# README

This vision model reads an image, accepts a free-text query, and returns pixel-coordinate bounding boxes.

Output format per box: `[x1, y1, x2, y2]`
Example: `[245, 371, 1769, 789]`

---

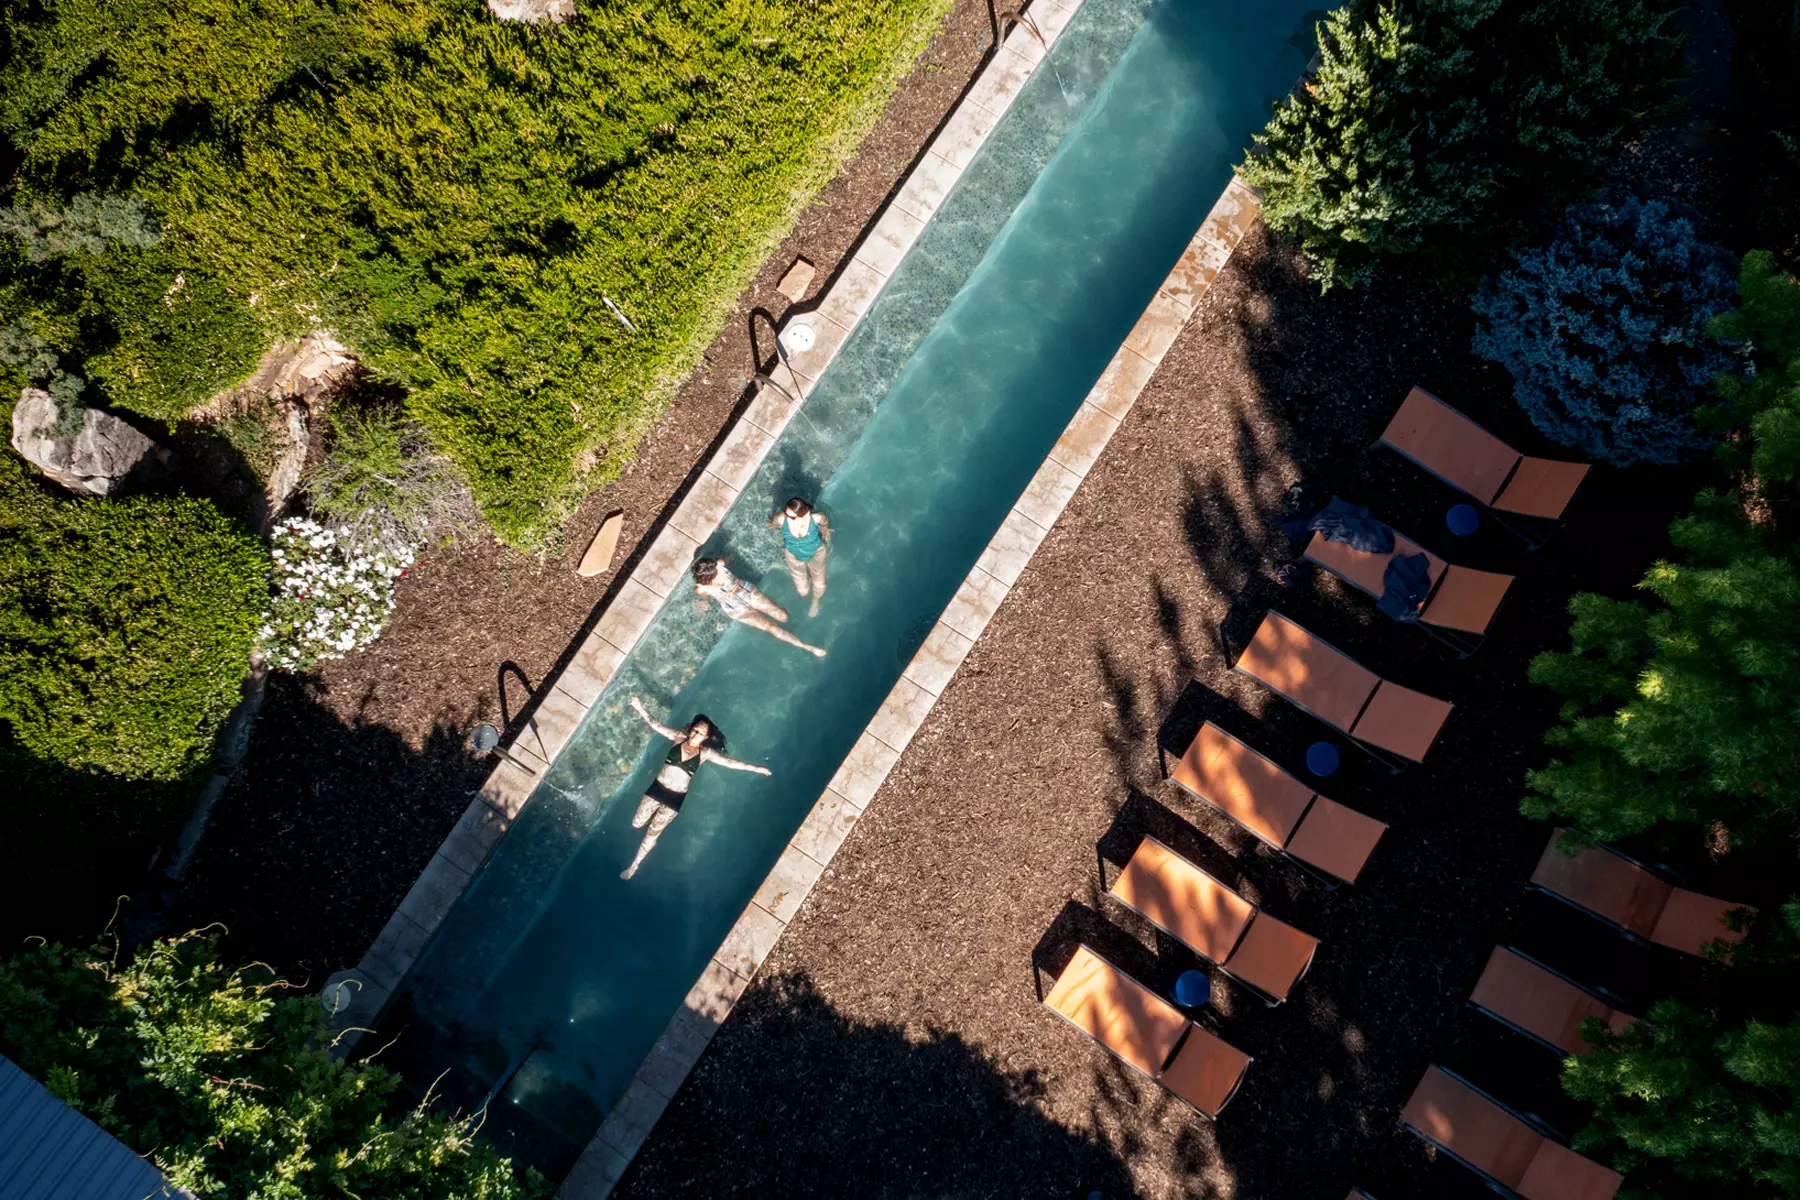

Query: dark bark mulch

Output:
[168, 0, 1004, 979]
[615, 225, 1729, 1200]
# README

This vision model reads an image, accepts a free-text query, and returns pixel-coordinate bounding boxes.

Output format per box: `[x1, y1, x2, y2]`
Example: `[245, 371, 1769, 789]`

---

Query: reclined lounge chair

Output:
[1105, 836, 1319, 1005]
[1469, 946, 1635, 1056]
[1233, 612, 1453, 766]
[1378, 387, 1589, 545]
[1401, 1065, 1623, 1200]
[1042, 944, 1251, 1119]
[1169, 722, 1386, 885]
[1304, 519, 1513, 656]
[1530, 830, 1757, 958]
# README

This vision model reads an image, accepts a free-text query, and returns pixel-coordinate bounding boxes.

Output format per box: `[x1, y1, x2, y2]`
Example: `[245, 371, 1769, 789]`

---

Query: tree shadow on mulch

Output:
[614, 969, 1139, 1199]
[0, 729, 195, 951]
[169, 672, 496, 982]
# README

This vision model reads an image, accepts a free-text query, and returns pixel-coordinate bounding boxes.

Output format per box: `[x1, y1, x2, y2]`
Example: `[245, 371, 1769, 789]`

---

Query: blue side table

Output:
[1446, 503, 1480, 537]
[1174, 969, 1211, 1009]
[1305, 740, 1341, 777]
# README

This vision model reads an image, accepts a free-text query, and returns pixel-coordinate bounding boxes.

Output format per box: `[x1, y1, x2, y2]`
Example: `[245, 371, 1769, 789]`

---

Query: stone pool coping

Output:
[319, 0, 1260, 1189]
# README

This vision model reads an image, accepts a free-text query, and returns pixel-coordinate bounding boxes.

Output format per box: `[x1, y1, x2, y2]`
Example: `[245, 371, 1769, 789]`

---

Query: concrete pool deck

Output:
[321, 0, 1262, 1190]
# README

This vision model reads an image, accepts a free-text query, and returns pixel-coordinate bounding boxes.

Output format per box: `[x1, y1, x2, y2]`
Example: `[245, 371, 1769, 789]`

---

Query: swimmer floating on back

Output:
[691, 556, 826, 657]
[767, 497, 831, 618]
[621, 696, 771, 880]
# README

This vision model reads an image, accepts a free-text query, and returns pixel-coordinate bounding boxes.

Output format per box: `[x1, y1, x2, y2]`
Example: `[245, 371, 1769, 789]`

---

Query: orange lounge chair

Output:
[1042, 944, 1251, 1119]
[1469, 946, 1635, 1056]
[1169, 722, 1386, 885]
[1379, 387, 1589, 537]
[1530, 830, 1756, 958]
[1106, 836, 1319, 1005]
[1304, 519, 1513, 656]
[1401, 1065, 1623, 1200]
[1233, 612, 1453, 765]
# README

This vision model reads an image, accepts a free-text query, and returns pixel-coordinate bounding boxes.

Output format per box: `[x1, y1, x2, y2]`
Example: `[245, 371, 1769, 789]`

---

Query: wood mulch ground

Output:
[168, 0, 1000, 980]
[612, 223, 1728, 1199]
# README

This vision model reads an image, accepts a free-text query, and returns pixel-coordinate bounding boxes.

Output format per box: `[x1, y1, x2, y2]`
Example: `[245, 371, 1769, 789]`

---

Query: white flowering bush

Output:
[259, 517, 414, 671]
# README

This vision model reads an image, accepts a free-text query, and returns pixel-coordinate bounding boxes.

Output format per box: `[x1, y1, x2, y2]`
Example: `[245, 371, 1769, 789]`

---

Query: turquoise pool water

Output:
[386, 0, 1320, 1168]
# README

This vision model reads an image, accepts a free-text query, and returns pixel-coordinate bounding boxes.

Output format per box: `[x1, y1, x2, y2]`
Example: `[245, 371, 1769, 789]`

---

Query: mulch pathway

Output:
[613, 225, 1715, 1200]
[170, 0, 1001, 980]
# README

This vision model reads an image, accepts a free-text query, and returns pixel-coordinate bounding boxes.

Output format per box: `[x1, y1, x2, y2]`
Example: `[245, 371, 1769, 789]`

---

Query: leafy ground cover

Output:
[1, 0, 953, 545]
[0, 932, 546, 1198]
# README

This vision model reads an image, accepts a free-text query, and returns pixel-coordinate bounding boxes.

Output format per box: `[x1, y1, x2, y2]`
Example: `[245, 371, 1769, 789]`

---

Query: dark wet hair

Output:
[691, 557, 719, 584]
[784, 497, 812, 518]
[685, 714, 723, 750]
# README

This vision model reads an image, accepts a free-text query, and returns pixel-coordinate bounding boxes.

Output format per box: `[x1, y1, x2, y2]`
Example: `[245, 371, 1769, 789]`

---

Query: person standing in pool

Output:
[691, 556, 827, 657]
[767, 497, 831, 618]
[621, 696, 771, 880]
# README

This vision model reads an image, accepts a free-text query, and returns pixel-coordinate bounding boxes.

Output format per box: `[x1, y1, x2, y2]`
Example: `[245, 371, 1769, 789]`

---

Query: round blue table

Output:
[1174, 969, 1211, 1009]
[1305, 740, 1341, 777]
[1446, 503, 1480, 536]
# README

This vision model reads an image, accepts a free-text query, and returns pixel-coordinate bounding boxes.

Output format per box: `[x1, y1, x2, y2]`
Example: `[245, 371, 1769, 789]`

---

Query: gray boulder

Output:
[10, 387, 163, 496]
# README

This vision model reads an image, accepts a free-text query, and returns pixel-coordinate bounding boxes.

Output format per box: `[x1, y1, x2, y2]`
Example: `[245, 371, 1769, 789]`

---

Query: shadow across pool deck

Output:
[380, 0, 1322, 1171]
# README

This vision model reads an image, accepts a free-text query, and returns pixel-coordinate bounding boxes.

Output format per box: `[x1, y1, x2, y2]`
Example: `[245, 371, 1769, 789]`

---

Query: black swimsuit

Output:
[646, 741, 701, 811]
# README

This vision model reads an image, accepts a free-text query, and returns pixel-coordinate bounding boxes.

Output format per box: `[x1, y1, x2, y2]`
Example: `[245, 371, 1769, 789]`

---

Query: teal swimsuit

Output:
[783, 514, 823, 561]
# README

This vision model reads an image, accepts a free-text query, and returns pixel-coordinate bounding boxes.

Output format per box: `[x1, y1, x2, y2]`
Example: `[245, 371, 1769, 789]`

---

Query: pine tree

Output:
[1525, 490, 1800, 846]
[1563, 997, 1800, 1195]
[1709, 250, 1800, 485]
[1240, 0, 1683, 289]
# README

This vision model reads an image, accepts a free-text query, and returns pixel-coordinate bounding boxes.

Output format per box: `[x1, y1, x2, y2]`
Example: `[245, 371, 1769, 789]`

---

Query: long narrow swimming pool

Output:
[383, 0, 1320, 1170]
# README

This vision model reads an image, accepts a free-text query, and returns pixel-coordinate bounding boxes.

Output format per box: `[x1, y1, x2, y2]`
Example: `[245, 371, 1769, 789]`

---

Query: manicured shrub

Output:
[1241, 0, 1683, 289]
[1472, 198, 1737, 465]
[260, 517, 411, 672]
[0, 435, 269, 781]
[0, 933, 546, 1199]
[0, 0, 955, 545]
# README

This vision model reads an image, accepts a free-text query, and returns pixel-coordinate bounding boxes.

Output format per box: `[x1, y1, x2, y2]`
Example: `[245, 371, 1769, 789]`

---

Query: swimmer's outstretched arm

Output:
[628, 695, 684, 742]
[701, 749, 772, 776]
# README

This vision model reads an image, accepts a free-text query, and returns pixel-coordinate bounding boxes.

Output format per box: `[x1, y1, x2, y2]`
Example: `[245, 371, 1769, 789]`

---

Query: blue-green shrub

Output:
[1472, 198, 1737, 465]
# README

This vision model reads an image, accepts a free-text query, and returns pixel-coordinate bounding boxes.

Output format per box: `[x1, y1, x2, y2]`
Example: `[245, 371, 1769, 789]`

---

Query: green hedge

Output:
[0, 425, 269, 780]
[2, 0, 953, 544]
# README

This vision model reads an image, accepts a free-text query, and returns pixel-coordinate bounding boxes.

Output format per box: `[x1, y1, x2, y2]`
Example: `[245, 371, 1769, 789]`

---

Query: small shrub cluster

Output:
[1472, 198, 1738, 465]
[0, 192, 160, 260]
[305, 404, 475, 554]
[0, 933, 546, 1199]
[1242, 0, 1683, 289]
[0, 319, 85, 427]
[260, 517, 412, 672]
[0, 429, 269, 781]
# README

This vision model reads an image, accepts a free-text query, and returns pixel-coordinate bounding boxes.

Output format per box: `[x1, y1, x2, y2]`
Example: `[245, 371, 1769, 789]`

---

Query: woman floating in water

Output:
[691, 556, 826, 657]
[767, 497, 831, 618]
[621, 696, 770, 880]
